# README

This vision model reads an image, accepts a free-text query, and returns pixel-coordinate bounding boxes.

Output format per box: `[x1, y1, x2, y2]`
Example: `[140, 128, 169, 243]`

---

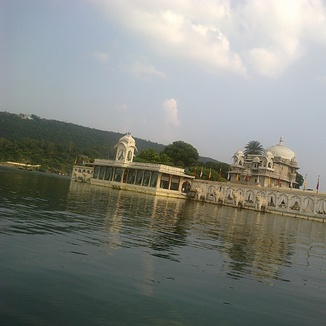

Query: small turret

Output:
[114, 133, 138, 163]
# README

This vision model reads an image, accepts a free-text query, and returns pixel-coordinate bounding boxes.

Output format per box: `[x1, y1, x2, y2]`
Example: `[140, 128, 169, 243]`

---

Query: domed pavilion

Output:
[114, 132, 138, 162]
[229, 137, 299, 188]
[73, 133, 194, 197]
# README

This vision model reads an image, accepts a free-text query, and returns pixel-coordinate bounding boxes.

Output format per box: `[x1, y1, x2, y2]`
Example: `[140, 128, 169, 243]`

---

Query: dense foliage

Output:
[295, 173, 304, 188]
[162, 141, 199, 167]
[0, 112, 164, 154]
[1, 112, 228, 177]
[244, 140, 264, 156]
[134, 149, 174, 166]
[0, 112, 164, 174]
[187, 161, 230, 181]
[135, 145, 229, 181]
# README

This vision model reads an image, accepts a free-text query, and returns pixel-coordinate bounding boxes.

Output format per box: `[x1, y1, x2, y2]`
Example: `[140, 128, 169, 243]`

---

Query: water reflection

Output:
[67, 181, 326, 285]
[3, 168, 326, 324]
[0, 167, 70, 211]
[67, 181, 188, 259]
[2, 168, 326, 286]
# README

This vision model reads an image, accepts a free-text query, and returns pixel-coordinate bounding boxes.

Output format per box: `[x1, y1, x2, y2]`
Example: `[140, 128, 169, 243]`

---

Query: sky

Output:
[1, 0, 326, 191]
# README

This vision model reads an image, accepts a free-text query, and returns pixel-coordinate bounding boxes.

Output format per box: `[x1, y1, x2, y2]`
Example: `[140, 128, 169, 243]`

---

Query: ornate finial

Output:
[279, 136, 283, 145]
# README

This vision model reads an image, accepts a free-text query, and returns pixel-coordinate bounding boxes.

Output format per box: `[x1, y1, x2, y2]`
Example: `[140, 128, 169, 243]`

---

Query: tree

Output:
[244, 140, 264, 156]
[162, 141, 199, 168]
[295, 173, 304, 188]
[159, 153, 174, 166]
[135, 148, 160, 163]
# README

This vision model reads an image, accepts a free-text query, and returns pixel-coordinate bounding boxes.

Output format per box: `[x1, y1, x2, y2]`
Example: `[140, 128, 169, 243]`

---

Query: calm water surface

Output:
[1, 167, 326, 325]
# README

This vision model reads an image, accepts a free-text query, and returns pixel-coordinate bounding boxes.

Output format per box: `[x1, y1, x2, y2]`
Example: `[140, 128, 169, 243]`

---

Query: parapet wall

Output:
[191, 180, 326, 222]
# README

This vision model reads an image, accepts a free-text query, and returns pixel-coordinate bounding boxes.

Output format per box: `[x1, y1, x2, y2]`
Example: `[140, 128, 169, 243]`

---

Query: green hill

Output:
[0, 112, 165, 154]
[0, 112, 165, 174]
[0, 111, 227, 176]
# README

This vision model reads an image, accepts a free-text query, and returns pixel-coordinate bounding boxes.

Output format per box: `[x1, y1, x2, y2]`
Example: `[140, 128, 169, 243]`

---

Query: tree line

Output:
[135, 141, 230, 181]
[1, 112, 301, 186]
[0, 112, 227, 176]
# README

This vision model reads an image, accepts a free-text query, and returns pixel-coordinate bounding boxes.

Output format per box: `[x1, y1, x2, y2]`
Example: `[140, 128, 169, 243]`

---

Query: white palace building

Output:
[229, 137, 298, 188]
[72, 133, 193, 198]
[72, 134, 326, 221]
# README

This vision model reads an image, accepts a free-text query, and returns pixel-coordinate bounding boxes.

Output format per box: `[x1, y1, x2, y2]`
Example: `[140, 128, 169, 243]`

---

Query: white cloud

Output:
[89, 51, 109, 64]
[247, 47, 288, 78]
[123, 61, 166, 80]
[235, 0, 326, 77]
[162, 98, 180, 127]
[93, 0, 326, 78]
[93, 0, 246, 75]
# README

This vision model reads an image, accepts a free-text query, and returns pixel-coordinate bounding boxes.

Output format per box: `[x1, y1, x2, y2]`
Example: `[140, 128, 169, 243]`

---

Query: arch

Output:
[235, 188, 244, 196]
[182, 181, 191, 193]
[316, 199, 326, 214]
[289, 195, 301, 211]
[225, 187, 234, 200]
[277, 193, 288, 209]
[208, 185, 216, 195]
[267, 192, 277, 207]
[303, 197, 314, 213]
[246, 190, 254, 203]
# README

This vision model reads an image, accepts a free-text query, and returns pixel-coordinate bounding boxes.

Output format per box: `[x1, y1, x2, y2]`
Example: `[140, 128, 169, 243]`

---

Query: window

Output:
[105, 167, 112, 180]
[170, 177, 180, 190]
[135, 170, 143, 185]
[150, 172, 158, 187]
[117, 149, 124, 160]
[127, 169, 136, 184]
[122, 169, 128, 183]
[114, 168, 123, 182]
[161, 174, 170, 189]
[99, 166, 105, 179]
[93, 166, 99, 179]
[143, 171, 150, 186]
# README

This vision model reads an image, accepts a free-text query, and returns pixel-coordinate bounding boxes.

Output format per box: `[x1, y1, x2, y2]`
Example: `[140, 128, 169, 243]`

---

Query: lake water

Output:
[1, 167, 326, 325]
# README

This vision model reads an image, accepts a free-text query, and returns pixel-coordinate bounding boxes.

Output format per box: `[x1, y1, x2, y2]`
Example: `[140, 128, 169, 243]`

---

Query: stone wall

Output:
[191, 180, 326, 222]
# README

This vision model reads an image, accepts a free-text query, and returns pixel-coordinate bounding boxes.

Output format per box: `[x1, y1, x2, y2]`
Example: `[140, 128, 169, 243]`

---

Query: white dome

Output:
[263, 150, 274, 159]
[119, 133, 135, 146]
[234, 149, 244, 156]
[266, 137, 296, 160]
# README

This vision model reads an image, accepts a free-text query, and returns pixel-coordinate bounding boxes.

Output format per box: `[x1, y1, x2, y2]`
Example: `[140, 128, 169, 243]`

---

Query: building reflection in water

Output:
[67, 181, 326, 289]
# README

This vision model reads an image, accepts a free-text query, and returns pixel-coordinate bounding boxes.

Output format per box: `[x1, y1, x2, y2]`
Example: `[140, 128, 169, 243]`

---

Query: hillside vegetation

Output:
[0, 112, 164, 174]
[0, 112, 228, 177]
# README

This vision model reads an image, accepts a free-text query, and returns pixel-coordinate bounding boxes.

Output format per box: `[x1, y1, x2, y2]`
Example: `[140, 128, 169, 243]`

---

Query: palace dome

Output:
[118, 133, 136, 146]
[234, 149, 244, 157]
[266, 137, 296, 160]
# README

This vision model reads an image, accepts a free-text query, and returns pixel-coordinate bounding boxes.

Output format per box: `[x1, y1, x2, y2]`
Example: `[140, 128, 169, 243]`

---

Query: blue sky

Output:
[1, 0, 326, 190]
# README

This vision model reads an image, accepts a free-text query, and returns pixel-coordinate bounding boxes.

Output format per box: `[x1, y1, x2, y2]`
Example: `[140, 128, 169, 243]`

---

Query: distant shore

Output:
[0, 164, 70, 178]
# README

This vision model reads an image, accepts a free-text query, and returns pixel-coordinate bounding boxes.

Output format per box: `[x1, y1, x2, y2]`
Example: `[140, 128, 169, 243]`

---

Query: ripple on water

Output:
[2, 169, 326, 325]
